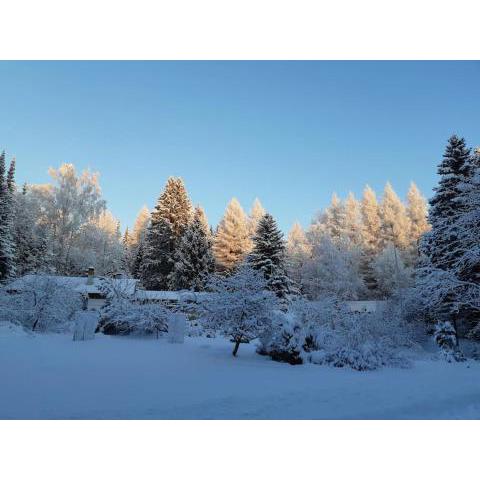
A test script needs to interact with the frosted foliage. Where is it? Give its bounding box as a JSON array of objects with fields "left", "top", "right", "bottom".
[
  {"left": 97, "top": 279, "right": 177, "bottom": 336},
  {"left": 248, "top": 198, "right": 266, "bottom": 237},
  {"left": 380, "top": 182, "right": 411, "bottom": 251},
  {"left": 301, "top": 232, "right": 365, "bottom": 301},
  {"left": 199, "top": 266, "right": 279, "bottom": 355},
  {"left": 286, "top": 222, "right": 311, "bottom": 284},
  {"left": 261, "top": 298, "right": 415, "bottom": 370},
  {"left": 0, "top": 276, "right": 82, "bottom": 332},
  {"left": 372, "top": 243, "right": 413, "bottom": 298},
  {"left": 29, "top": 164, "right": 108, "bottom": 274},
  {"left": 213, "top": 198, "right": 252, "bottom": 271}
]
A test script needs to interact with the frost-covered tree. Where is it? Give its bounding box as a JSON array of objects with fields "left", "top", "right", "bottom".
[
  {"left": 141, "top": 177, "right": 193, "bottom": 289},
  {"left": 380, "top": 182, "right": 411, "bottom": 252},
  {"left": 14, "top": 183, "right": 46, "bottom": 275},
  {"left": 372, "top": 243, "right": 413, "bottom": 298},
  {"left": 213, "top": 198, "right": 252, "bottom": 271},
  {"left": 344, "top": 192, "right": 362, "bottom": 246},
  {"left": 417, "top": 135, "right": 474, "bottom": 358},
  {"left": 302, "top": 230, "right": 365, "bottom": 300},
  {"left": 321, "top": 193, "right": 347, "bottom": 241},
  {"left": 359, "top": 185, "right": 382, "bottom": 292},
  {"left": 247, "top": 213, "right": 292, "bottom": 300},
  {"left": 248, "top": 198, "right": 266, "bottom": 237},
  {"left": 29, "top": 164, "right": 106, "bottom": 274},
  {"left": 168, "top": 206, "right": 215, "bottom": 291},
  {"left": 405, "top": 182, "right": 430, "bottom": 266},
  {"left": 124, "top": 205, "right": 150, "bottom": 275},
  {"left": 200, "top": 266, "right": 279, "bottom": 356},
  {"left": 0, "top": 152, "right": 16, "bottom": 282},
  {"left": 286, "top": 222, "right": 311, "bottom": 287}
]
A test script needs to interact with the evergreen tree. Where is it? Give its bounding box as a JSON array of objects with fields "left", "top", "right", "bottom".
[
  {"left": 417, "top": 135, "right": 473, "bottom": 358},
  {"left": 0, "top": 152, "right": 16, "bottom": 282},
  {"left": 213, "top": 198, "right": 251, "bottom": 271},
  {"left": 140, "top": 177, "right": 192, "bottom": 289},
  {"left": 247, "top": 213, "right": 292, "bottom": 300},
  {"left": 14, "top": 183, "right": 43, "bottom": 275},
  {"left": 168, "top": 206, "right": 215, "bottom": 291},
  {"left": 360, "top": 185, "right": 382, "bottom": 292}
]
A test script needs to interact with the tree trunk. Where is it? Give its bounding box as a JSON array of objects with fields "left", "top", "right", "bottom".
[{"left": 232, "top": 338, "right": 241, "bottom": 357}]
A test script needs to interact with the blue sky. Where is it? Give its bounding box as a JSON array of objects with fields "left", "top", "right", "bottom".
[{"left": 1, "top": 61, "right": 479, "bottom": 232}]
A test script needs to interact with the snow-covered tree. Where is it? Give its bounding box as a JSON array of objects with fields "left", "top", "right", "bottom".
[
  {"left": 286, "top": 222, "right": 311, "bottom": 287},
  {"left": 372, "top": 243, "right": 413, "bottom": 298},
  {"left": 247, "top": 213, "right": 292, "bottom": 300},
  {"left": 199, "top": 266, "right": 279, "bottom": 356},
  {"left": 321, "top": 193, "right": 347, "bottom": 241},
  {"left": 248, "top": 198, "right": 266, "bottom": 237},
  {"left": 0, "top": 152, "right": 16, "bottom": 282},
  {"left": 302, "top": 230, "right": 365, "bottom": 300},
  {"left": 14, "top": 183, "right": 47, "bottom": 275},
  {"left": 379, "top": 182, "right": 411, "bottom": 252},
  {"left": 213, "top": 198, "right": 252, "bottom": 271},
  {"left": 359, "top": 185, "right": 382, "bottom": 292},
  {"left": 417, "top": 135, "right": 474, "bottom": 357},
  {"left": 168, "top": 206, "right": 215, "bottom": 291},
  {"left": 29, "top": 164, "right": 106, "bottom": 274},
  {"left": 344, "top": 192, "right": 362, "bottom": 246},
  {"left": 140, "top": 177, "right": 193, "bottom": 289},
  {"left": 405, "top": 182, "right": 430, "bottom": 266}
]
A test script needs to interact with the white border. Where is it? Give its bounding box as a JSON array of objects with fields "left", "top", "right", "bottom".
[{"left": 0, "top": 0, "right": 479, "bottom": 59}]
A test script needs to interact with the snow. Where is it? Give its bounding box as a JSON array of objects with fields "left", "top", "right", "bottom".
[{"left": 1, "top": 332, "right": 480, "bottom": 419}]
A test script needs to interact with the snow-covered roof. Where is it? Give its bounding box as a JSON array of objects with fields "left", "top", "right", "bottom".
[
  {"left": 5, "top": 275, "right": 138, "bottom": 296},
  {"left": 135, "top": 290, "right": 210, "bottom": 302}
]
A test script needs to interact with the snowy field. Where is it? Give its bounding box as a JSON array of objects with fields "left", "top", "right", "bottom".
[{"left": 1, "top": 327, "right": 480, "bottom": 419}]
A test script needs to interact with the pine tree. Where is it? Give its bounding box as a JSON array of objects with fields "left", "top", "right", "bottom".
[
  {"left": 213, "top": 198, "right": 251, "bottom": 271},
  {"left": 247, "top": 213, "right": 292, "bottom": 300},
  {"left": 168, "top": 206, "right": 215, "bottom": 291},
  {"left": 140, "top": 177, "right": 192, "bottom": 289},
  {"left": 0, "top": 152, "right": 16, "bottom": 282}
]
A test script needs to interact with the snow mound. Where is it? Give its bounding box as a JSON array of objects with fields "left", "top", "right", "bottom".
[{"left": 0, "top": 321, "right": 31, "bottom": 338}]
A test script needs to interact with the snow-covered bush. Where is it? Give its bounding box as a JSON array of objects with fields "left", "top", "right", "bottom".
[
  {"left": 260, "top": 298, "right": 416, "bottom": 370},
  {"left": 0, "top": 276, "right": 82, "bottom": 332},
  {"left": 199, "top": 266, "right": 280, "bottom": 356},
  {"left": 98, "top": 300, "right": 175, "bottom": 336}
]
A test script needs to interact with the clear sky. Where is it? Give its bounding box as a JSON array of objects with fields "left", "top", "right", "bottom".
[{"left": 1, "top": 61, "right": 479, "bottom": 233}]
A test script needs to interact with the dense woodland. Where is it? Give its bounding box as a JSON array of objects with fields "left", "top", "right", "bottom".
[{"left": 1, "top": 135, "right": 479, "bottom": 364}]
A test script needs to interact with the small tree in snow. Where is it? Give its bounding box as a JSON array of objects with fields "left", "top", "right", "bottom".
[{"left": 200, "top": 266, "right": 279, "bottom": 356}]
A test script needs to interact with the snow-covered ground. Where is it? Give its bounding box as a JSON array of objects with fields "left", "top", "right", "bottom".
[{"left": 1, "top": 328, "right": 480, "bottom": 419}]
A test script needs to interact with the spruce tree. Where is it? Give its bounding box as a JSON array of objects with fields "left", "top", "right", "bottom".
[
  {"left": 140, "top": 177, "right": 192, "bottom": 289},
  {"left": 0, "top": 152, "right": 16, "bottom": 282},
  {"left": 213, "top": 198, "right": 251, "bottom": 271},
  {"left": 168, "top": 206, "right": 215, "bottom": 291},
  {"left": 417, "top": 135, "right": 473, "bottom": 359},
  {"left": 247, "top": 213, "right": 292, "bottom": 300}
]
